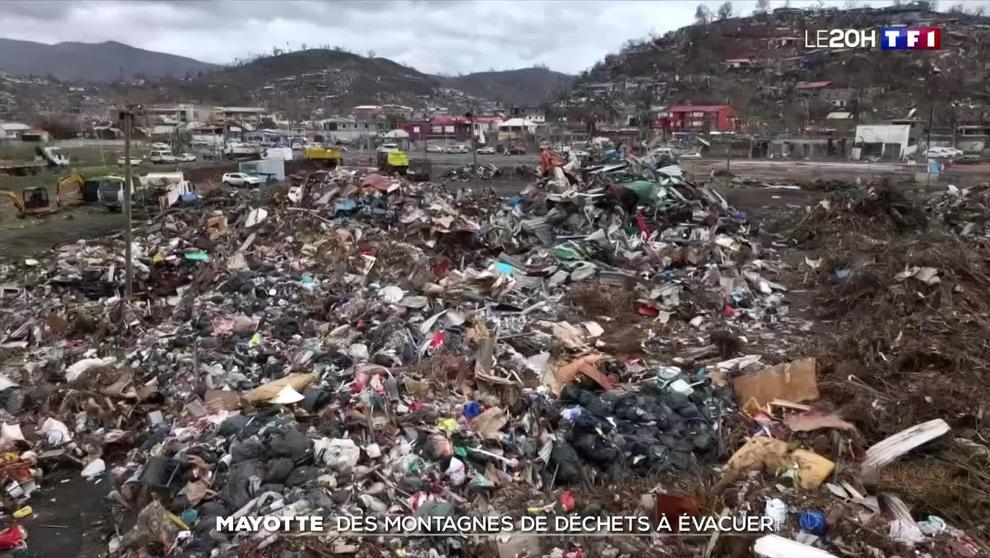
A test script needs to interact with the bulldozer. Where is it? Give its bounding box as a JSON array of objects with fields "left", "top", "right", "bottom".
[
  {"left": 376, "top": 147, "right": 409, "bottom": 175},
  {"left": 303, "top": 145, "right": 343, "bottom": 168},
  {"left": 0, "top": 173, "right": 87, "bottom": 218}
]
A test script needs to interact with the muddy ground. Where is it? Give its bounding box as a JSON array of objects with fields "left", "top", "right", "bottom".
[
  {"left": 22, "top": 469, "right": 116, "bottom": 557},
  {"left": 1, "top": 208, "right": 126, "bottom": 259}
]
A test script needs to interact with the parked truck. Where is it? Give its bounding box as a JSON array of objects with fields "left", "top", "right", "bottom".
[
  {"left": 239, "top": 159, "right": 285, "bottom": 183},
  {"left": 224, "top": 142, "right": 263, "bottom": 160},
  {"left": 264, "top": 146, "right": 294, "bottom": 161},
  {"left": 0, "top": 146, "right": 70, "bottom": 176},
  {"left": 95, "top": 172, "right": 193, "bottom": 212}
]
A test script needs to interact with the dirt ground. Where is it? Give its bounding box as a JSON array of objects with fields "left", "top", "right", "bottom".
[
  {"left": 20, "top": 469, "right": 117, "bottom": 557},
  {"left": 1, "top": 208, "right": 125, "bottom": 259}
]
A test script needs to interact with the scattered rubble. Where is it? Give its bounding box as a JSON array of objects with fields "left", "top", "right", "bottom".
[{"left": 0, "top": 154, "right": 987, "bottom": 557}]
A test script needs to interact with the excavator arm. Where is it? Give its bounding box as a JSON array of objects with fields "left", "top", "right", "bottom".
[
  {"left": 55, "top": 173, "right": 85, "bottom": 207},
  {"left": 0, "top": 190, "right": 26, "bottom": 216}
]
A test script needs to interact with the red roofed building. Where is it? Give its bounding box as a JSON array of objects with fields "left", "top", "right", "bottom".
[
  {"left": 653, "top": 104, "right": 738, "bottom": 133},
  {"left": 402, "top": 115, "right": 506, "bottom": 140}
]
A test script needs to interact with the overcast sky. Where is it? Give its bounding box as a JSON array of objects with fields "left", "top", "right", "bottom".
[{"left": 0, "top": 0, "right": 961, "bottom": 75}]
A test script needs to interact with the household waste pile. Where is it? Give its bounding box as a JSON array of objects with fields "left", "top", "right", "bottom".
[{"left": 0, "top": 165, "right": 979, "bottom": 557}]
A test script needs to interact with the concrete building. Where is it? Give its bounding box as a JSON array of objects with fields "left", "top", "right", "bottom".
[
  {"left": 20, "top": 129, "right": 50, "bottom": 142},
  {"left": 400, "top": 120, "right": 430, "bottom": 141},
  {"left": 352, "top": 105, "right": 383, "bottom": 119},
  {"left": 212, "top": 106, "right": 268, "bottom": 123},
  {"left": 820, "top": 88, "right": 858, "bottom": 109},
  {"left": 146, "top": 103, "right": 208, "bottom": 123},
  {"left": 955, "top": 125, "right": 989, "bottom": 153},
  {"left": 381, "top": 104, "right": 414, "bottom": 120},
  {"left": 0, "top": 122, "right": 31, "bottom": 141},
  {"left": 586, "top": 82, "right": 616, "bottom": 94},
  {"left": 472, "top": 116, "right": 503, "bottom": 139},
  {"left": 318, "top": 116, "right": 383, "bottom": 143},
  {"left": 497, "top": 118, "right": 537, "bottom": 142},
  {"left": 506, "top": 107, "right": 546, "bottom": 124},
  {"left": 428, "top": 116, "right": 472, "bottom": 140},
  {"left": 149, "top": 124, "right": 178, "bottom": 140},
  {"left": 854, "top": 122, "right": 920, "bottom": 160}
]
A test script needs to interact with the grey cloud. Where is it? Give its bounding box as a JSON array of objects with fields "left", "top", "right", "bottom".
[{"left": 0, "top": 0, "right": 759, "bottom": 74}]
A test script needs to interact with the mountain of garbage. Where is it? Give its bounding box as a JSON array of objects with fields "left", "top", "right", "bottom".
[{"left": 0, "top": 148, "right": 985, "bottom": 557}]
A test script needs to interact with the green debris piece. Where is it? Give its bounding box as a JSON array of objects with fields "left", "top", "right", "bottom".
[
  {"left": 184, "top": 251, "right": 210, "bottom": 262},
  {"left": 552, "top": 242, "right": 588, "bottom": 263},
  {"left": 620, "top": 180, "right": 662, "bottom": 202}
]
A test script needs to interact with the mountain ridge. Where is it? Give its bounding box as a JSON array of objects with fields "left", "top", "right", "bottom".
[
  {"left": 0, "top": 38, "right": 218, "bottom": 81},
  {"left": 0, "top": 39, "right": 573, "bottom": 109}
]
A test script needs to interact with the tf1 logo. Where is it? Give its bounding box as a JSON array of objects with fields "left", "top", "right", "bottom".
[
  {"left": 880, "top": 27, "right": 941, "bottom": 50},
  {"left": 804, "top": 27, "right": 941, "bottom": 50}
]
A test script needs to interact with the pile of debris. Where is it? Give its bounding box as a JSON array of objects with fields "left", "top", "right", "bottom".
[
  {"left": 444, "top": 164, "right": 537, "bottom": 181},
  {"left": 0, "top": 162, "right": 983, "bottom": 557}
]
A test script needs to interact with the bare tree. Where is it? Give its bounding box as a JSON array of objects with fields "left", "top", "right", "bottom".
[
  {"left": 948, "top": 2, "right": 964, "bottom": 13},
  {"left": 971, "top": 5, "right": 985, "bottom": 15},
  {"left": 694, "top": 4, "right": 712, "bottom": 24},
  {"left": 754, "top": 0, "right": 770, "bottom": 14},
  {"left": 366, "top": 49, "right": 376, "bottom": 58},
  {"left": 717, "top": 1, "right": 733, "bottom": 19}
]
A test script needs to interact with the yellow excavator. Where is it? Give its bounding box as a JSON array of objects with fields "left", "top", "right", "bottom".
[{"left": 0, "top": 173, "right": 86, "bottom": 218}]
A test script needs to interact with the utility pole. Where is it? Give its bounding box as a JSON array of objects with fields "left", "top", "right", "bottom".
[
  {"left": 422, "top": 124, "right": 428, "bottom": 163},
  {"left": 925, "top": 63, "right": 939, "bottom": 190},
  {"left": 726, "top": 138, "right": 731, "bottom": 174},
  {"left": 121, "top": 107, "right": 135, "bottom": 300},
  {"left": 466, "top": 111, "right": 477, "bottom": 167}
]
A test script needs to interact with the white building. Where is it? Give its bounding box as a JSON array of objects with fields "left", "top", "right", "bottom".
[
  {"left": 0, "top": 122, "right": 31, "bottom": 141},
  {"left": 497, "top": 118, "right": 538, "bottom": 142},
  {"left": 212, "top": 106, "right": 269, "bottom": 123},
  {"left": 146, "top": 103, "right": 208, "bottom": 123},
  {"left": 318, "top": 116, "right": 383, "bottom": 142},
  {"left": 854, "top": 123, "right": 918, "bottom": 160}
]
